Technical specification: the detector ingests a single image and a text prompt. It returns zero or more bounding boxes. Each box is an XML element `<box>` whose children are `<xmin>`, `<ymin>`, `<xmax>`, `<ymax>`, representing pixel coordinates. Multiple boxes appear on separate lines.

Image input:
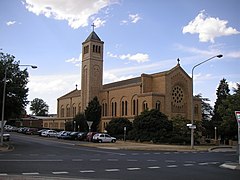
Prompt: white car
<box><xmin>41</xmin><ymin>130</ymin><xmax>58</xmax><ymax>137</ymax></box>
<box><xmin>93</xmin><ymin>133</ymin><xmax>116</xmax><ymax>143</ymax></box>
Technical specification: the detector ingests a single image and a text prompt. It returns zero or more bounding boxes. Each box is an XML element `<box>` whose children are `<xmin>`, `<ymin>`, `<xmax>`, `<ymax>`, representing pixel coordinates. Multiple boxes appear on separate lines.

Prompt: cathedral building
<box><xmin>42</xmin><ymin>30</ymin><xmax>202</xmax><ymax>131</ymax></box>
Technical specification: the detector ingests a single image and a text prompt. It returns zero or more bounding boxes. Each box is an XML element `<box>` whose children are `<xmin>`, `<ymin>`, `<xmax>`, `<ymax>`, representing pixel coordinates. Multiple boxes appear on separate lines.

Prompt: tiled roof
<box><xmin>85</xmin><ymin>31</ymin><xmax>101</xmax><ymax>42</ymax></box>
<box><xmin>103</xmin><ymin>77</ymin><xmax>141</xmax><ymax>89</ymax></box>
<box><xmin>58</xmin><ymin>89</ymin><xmax>81</xmax><ymax>100</ymax></box>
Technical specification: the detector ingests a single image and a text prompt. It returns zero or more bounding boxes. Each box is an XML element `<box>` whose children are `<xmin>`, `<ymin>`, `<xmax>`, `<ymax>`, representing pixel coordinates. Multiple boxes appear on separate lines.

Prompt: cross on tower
<box><xmin>177</xmin><ymin>58</ymin><xmax>180</xmax><ymax>65</ymax></box>
<box><xmin>91</xmin><ymin>23</ymin><xmax>96</xmax><ymax>31</ymax></box>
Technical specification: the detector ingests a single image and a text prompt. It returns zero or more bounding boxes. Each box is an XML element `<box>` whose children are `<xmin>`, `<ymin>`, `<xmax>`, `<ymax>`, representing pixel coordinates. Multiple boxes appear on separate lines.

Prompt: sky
<box><xmin>0</xmin><ymin>0</ymin><xmax>239</xmax><ymax>114</ymax></box>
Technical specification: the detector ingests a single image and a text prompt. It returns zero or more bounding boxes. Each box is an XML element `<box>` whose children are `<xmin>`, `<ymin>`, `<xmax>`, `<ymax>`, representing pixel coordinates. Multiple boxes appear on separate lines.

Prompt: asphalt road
<box><xmin>0</xmin><ymin>133</ymin><xmax>239</xmax><ymax>180</ymax></box>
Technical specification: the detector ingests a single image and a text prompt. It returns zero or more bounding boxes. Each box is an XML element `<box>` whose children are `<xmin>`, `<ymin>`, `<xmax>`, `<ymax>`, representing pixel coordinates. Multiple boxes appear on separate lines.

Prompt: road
<box><xmin>0</xmin><ymin>133</ymin><xmax>239</xmax><ymax>180</ymax></box>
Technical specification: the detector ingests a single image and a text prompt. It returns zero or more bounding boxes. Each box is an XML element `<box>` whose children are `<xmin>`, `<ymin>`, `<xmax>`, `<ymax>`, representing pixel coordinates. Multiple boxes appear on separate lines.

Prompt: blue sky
<box><xmin>0</xmin><ymin>0</ymin><xmax>239</xmax><ymax>114</ymax></box>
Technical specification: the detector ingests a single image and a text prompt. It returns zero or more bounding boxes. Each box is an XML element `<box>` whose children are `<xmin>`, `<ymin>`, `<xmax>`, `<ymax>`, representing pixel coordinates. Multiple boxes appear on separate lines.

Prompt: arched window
<box><xmin>93</xmin><ymin>45</ymin><xmax>95</xmax><ymax>52</ymax></box>
<box><xmin>143</xmin><ymin>101</ymin><xmax>148</xmax><ymax>111</ymax></box>
<box><xmin>156</xmin><ymin>101</ymin><xmax>161</xmax><ymax>111</ymax></box>
<box><xmin>194</xmin><ymin>104</ymin><xmax>199</xmax><ymax>115</ymax></box>
<box><xmin>132</xmin><ymin>97</ymin><xmax>138</xmax><ymax>115</ymax></box>
<box><xmin>111</xmin><ymin>100</ymin><xmax>117</xmax><ymax>117</ymax></box>
<box><xmin>66</xmin><ymin>104</ymin><xmax>70</xmax><ymax>117</ymax></box>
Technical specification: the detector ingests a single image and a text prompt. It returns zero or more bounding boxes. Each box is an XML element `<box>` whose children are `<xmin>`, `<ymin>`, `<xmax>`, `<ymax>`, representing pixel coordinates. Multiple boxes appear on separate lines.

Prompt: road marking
<box><xmin>22</xmin><ymin>172</ymin><xmax>40</xmax><ymax>175</ymax></box>
<box><xmin>0</xmin><ymin>173</ymin><xmax>8</xmax><ymax>176</ymax></box>
<box><xmin>143</xmin><ymin>153</ymin><xmax>150</xmax><ymax>155</ymax></box>
<box><xmin>147</xmin><ymin>159</ymin><xmax>157</xmax><ymax>162</ymax></box>
<box><xmin>107</xmin><ymin>159</ymin><xmax>119</xmax><ymax>161</ymax></box>
<box><xmin>29</xmin><ymin>154</ymin><xmax>39</xmax><ymax>156</ymax></box>
<box><xmin>208</xmin><ymin>162</ymin><xmax>220</xmax><ymax>165</ymax></box>
<box><xmin>0</xmin><ymin>159</ymin><xmax>63</xmax><ymax>162</ymax></box>
<box><xmin>183</xmin><ymin>164</ymin><xmax>194</xmax><ymax>167</ymax></box>
<box><xmin>72</xmin><ymin>159</ymin><xmax>83</xmax><ymax>161</ymax></box>
<box><xmin>154</xmin><ymin>152</ymin><xmax>161</xmax><ymax>155</ymax></box>
<box><xmin>148</xmin><ymin>166</ymin><xmax>161</xmax><ymax>169</ymax></box>
<box><xmin>198</xmin><ymin>162</ymin><xmax>208</xmax><ymax>166</ymax></box>
<box><xmin>164</xmin><ymin>152</ymin><xmax>170</xmax><ymax>154</ymax></box>
<box><xmin>127</xmin><ymin>167</ymin><xmax>141</xmax><ymax>171</ymax></box>
<box><xmin>185</xmin><ymin>161</ymin><xmax>196</xmax><ymax>163</ymax></box>
<box><xmin>131</xmin><ymin>153</ymin><xmax>139</xmax><ymax>155</ymax></box>
<box><xmin>52</xmin><ymin>172</ymin><xmax>69</xmax><ymax>175</ymax></box>
<box><xmin>105</xmin><ymin>169</ymin><xmax>120</xmax><ymax>172</ymax></box>
<box><xmin>167</xmin><ymin>165</ymin><xmax>178</xmax><ymax>168</ymax></box>
<box><xmin>80</xmin><ymin>170</ymin><xmax>95</xmax><ymax>173</ymax></box>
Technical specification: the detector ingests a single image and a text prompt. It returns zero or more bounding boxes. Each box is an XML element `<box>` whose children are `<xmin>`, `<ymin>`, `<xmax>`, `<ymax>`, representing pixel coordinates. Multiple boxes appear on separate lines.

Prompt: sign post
<box><xmin>234</xmin><ymin>111</ymin><xmax>240</xmax><ymax>164</ymax></box>
<box><xmin>123</xmin><ymin>126</ymin><xmax>127</xmax><ymax>142</ymax></box>
<box><xmin>87</xmin><ymin>121</ymin><xmax>93</xmax><ymax>132</ymax></box>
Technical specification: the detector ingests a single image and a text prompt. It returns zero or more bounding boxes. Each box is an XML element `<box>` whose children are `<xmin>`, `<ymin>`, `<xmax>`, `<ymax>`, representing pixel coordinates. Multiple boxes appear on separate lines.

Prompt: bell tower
<box><xmin>81</xmin><ymin>25</ymin><xmax>104</xmax><ymax>111</ymax></box>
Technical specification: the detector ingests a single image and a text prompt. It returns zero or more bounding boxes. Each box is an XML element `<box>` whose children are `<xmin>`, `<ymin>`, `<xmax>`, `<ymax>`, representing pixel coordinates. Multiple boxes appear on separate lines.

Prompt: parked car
<box><xmin>93</xmin><ymin>133</ymin><xmax>116</xmax><ymax>143</ymax></box>
<box><xmin>38</xmin><ymin>129</ymin><xmax>48</xmax><ymax>136</ymax></box>
<box><xmin>86</xmin><ymin>132</ymin><xmax>97</xmax><ymax>142</ymax></box>
<box><xmin>57</xmin><ymin>131</ymin><xmax>70</xmax><ymax>139</ymax></box>
<box><xmin>41</xmin><ymin>130</ymin><xmax>58</xmax><ymax>137</ymax></box>
<box><xmin>3</xmin><ymin>133</ymin><xmax>10</xmax><ymax>141</ymax></box>
<box><xmin>77</xmin><ymin>132</ymin><xmax>87</xmax><ymax>141</ymax></box>
<box><xmin>26</xmin><ymin>128</ymin><xmax>39</xmax><ymax>135</ymax></box>
<box><xmin>67</xmin><ymin>132</ymin><xmax>79</xmax><ymax>140</ymax></box>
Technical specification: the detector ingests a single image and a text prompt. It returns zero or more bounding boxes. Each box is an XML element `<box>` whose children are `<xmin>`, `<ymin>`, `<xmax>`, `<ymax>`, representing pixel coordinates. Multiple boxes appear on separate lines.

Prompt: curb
<box><xmin>208</xmin><ymin>146</ymin><xmax>236</xmax><ymax>152</ymax></box>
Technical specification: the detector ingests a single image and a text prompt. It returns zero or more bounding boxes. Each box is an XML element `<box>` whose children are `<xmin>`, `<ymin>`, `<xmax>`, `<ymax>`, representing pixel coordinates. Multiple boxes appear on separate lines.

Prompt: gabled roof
<box><xmin>103</xmin><ymin>77</ymin><xmax>141</xmax><ymax>90</ymax></box>
<box><xmin>58</xmin><ymin>89</ymin><xmax>81</xmax><ymax>100</ymax></box>
<box><xmin>85</xmin><ymin>31</ymin><xmax>101</xmax><ymax>42</ymax></box>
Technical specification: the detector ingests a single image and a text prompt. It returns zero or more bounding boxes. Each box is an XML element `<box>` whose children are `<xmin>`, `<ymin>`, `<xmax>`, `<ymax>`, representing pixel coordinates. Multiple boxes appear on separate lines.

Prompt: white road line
<box><xmin>29</xmin><ymin>154</ymin><xmax>39</xmax><ymax>156</ymax></box>
<box><xmin>105</xmin><ymin>169</ymin><xmax>120</xmax><ymax>172</ymax></box>
<box><xmin>167</xmin><ymin>165</ymin><xmax>178</xmax><ymax>168</ymax></box>
<box><xmin>147</xmin><ymin>159</ymin><xmax>157</xmax><ymax>162</ymax></box>
<box><xmin>143</xmin><ymin>153</ymin><xmax>150</xmax><ymax>155</ymax></box>
<box><xmin>107</xmin><ymin>159</ymin><xmax>119</xmax><ymax>161</ymax></box>
<box><xmin>52</xmin><ymin>172</ymin><xmax>69</xmax><ymax>175</ymax></box>
<box><xmin>72</xmin><ymin>159</ymin><xmax>83</xmax><ymax>161</ymax></box>
<box><xmin>0</xmin><ymin>173</ymin><xmax>8</xmax><ymax>176</ymax></box>
<box><xmin>127</xmin><ymin>167</ymin><xmax>141</xmax><ymax>171</ymax></box>
<box><xmin>164</xmin><ymin>152</ymin><xmax>170</xmax><ymax>154</ymax></box>
<box><xmin>80</xmin><ymin>170</ymin><xmax>95</xmax><ymax>173</ymax></box>
<box><xmin>183</xmin><ymin>164</ymin><xmax>194</xmax><ymax>167</ymax></box>
<box><xmin>148</xmin><ymin>166</ymin><xmax>161</xmax><ymax>169</ymax></box>
<box><xmin>198</xmin><ymin>162</ymin><xmax>208</xmax><ymax>166</ymax></box>
<box><xmin>131</xmin><ymin>153</ymin><xmax>139</xmax><ymax>155</ymax></box>
<box><xmin>185</xmin><ymin>161</ymin><xmax>196</xmax><ymax>163</ymax></box>
<box><xmin>154</xmin><ymin>153</ymin><xmax>161</xmax><ymax>155</ymax></box>
<box><xmin>0</xmin><ymin>159</ymin><xmax>63</xmax><ymax>162</ymax></box>
<box><xmin>208</xmin><ymin>162</ymin><xmax>220</xmax><ymax>165</ymax></box>
<box><xmin>22</xmin><ymin>172</ymin><xmax>40</xmax><ymax>175</ymax></box>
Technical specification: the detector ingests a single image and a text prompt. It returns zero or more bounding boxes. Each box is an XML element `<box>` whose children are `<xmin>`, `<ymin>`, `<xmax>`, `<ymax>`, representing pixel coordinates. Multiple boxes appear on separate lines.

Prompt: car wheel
<box><xmin>47</xmin><ymin>134</ymin><xmax>50</xmax><ymax>137</ymax></box>
<box><xmin>98</xmin><ymin>139</ymin><xmax>102</xmax><ymax>143</ymax></box>
<box><xmin>111</xmin><ymin>139</ymin><xmax>116</xmax><ymax>143</ymax></box>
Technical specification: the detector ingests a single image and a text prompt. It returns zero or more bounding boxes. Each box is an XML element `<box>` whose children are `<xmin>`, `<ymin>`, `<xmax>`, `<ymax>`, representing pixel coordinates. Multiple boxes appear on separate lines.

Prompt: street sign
<box><xmin>234</xmin><ymin>111</ymin><xmax>240</xmax><ymax>164</ymax></box>
<box><xmin>235</xmin><ymin>111</ymin><xmax>240</xmax><ymax>123</ymax></box>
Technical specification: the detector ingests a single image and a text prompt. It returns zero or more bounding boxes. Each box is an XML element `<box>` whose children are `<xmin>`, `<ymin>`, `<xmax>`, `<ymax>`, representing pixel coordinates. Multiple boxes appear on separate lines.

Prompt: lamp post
<box><xmin>214</xmin><ymin>126</ymin><xmax>217</xmax><ymax>144</ymax></box>
<box><xmin>1</xmin><ymin>64</ymin><xmax>37</xmax><ymax>146</ymax></box>
<box><xmin>190</xmin><ymin>54</ymin><xmax>223</xmax><ymax>149</ymax></box>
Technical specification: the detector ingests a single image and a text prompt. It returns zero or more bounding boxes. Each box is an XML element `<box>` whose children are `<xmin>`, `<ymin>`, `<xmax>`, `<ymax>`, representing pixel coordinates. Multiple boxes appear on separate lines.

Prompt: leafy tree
<box><xmin>0</xmin><ymin>52</ymin><xmax>30</xmax><ymax>120</ymax></box>
<box><xmin>85</xmin><ymin>96</ymin><xmax>101</xmax><ymax>132</ymax></box>
<box><xmin>130</xmin><ymin>109</ymin><xmax>172</xmax><ymax>143</ymax></box>
<box><xmin>195</xmin><ymin>94</ymin><xmax>214</xmax><ymax>138</ymax></box>
<box><xmin>217</xmin><ymin>83</ymin><xmax>239</xmax><ymax>140</ymax></box>
<box><xmin>30</xmin><ymin>98</ymin><xmax>49</xmax><ymax>116</ymax></box>
<box><xmin>105</xmin><ymin>117</ymin><xmax>133</xmax><ymax>139</ymax></box>
<box><xmin>73</xmin><ymin>113</ymin><xmax>88</xmax><ymax>132</ymax></box>
<box><xmin>211</xmin><ymin>78</ymin><xmax>230</xmax><ymax>138</ymax></box>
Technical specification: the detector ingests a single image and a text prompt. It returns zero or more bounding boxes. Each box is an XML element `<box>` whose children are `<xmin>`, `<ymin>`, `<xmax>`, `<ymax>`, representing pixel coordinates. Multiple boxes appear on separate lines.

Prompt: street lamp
<box><xmin>1</xmin><ymin>64</ymin><xmax>37</xmax><ymax>146</ymax></box>
<box><xmin>190</xmin><ymin>54</ymin><xmax>223</xmax><ymax>149</ymax></box>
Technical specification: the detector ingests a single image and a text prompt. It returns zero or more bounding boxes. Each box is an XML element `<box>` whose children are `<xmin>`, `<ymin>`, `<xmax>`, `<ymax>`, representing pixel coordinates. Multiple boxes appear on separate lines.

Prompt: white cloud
<box><xmin>183</xmin><ymin>10</ymin><xmax>240</xmax><ymax>43</ymax></box>
<box><xmin>121</xmin><ymin>13</ymin><xmax>141</xmax><ymax>25</ymax></box>
<box><xmin>107</xmin><ymin>52</ymin><xmax>149</xmax><ymax>63</ymax></box>
<box><xmin>93</xmin><ymin>17</ymin><xmax>106</xmax><ymax>28</ymax></box>
<box><xmin>129</xmin><ymin>14</ymin><xmax>141</xmax><ymax>23</ymax></box>
<box><xmin>65</xmin><ymin>53</ymin><xmax>82</xmax><ymax>66</ymax></box>
<box><xmin>24</xmin><ymin>0</ymin><xmax>118</xmax><ymax>29</ymax></box>
<box><xmin>27</xmin><ymin>74</ymin><xmax>80</xmax><ymax>113</ymax></box>
<box><xmin>6</xmin><ymin>21</ymin><xmax>16</xmax><ymax>26</ymax></box>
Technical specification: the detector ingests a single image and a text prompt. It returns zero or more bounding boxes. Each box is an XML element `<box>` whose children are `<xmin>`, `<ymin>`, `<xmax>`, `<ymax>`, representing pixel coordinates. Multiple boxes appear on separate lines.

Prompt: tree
<box><xmin>73</xmin><ymin>113</ymin><xmax>88</xmax><ymax>132</ymax></box>
<box><xmin>84</xmin><ymin>96</ymin><xmax>101</xmax><ymax>132</ymax></box>
<box><xmin>105</xmin><ymin>117</ymin><xmax>133</xmax><ymax>139</ymax></box>
<box><xmin>211</xmin><ymin>78</ymin><xmax>230</xmax><ymax>138</ymax></box>
<box><xmin>217</xmin><ymin>83</ymin><xmax>239</xmax><ymax>140</ymax></box>
<box><xmin>30</xmin><ymin>98</ymin><xmax>49</xmax><ymax>116</ymax></box>
<box><xmin>196</xmin><ymin>94</ymin><xmax>214</xmax><ymax>138</ymax></box>
<box><xmin>0</xmin><ymin>52</ymin><xmax>30</xmax><ymax>120</ymax></box>
<box><xmin>130</xmin><ymin>109</ymin><xmax>172</xmax><ymax>143</ymax></box>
